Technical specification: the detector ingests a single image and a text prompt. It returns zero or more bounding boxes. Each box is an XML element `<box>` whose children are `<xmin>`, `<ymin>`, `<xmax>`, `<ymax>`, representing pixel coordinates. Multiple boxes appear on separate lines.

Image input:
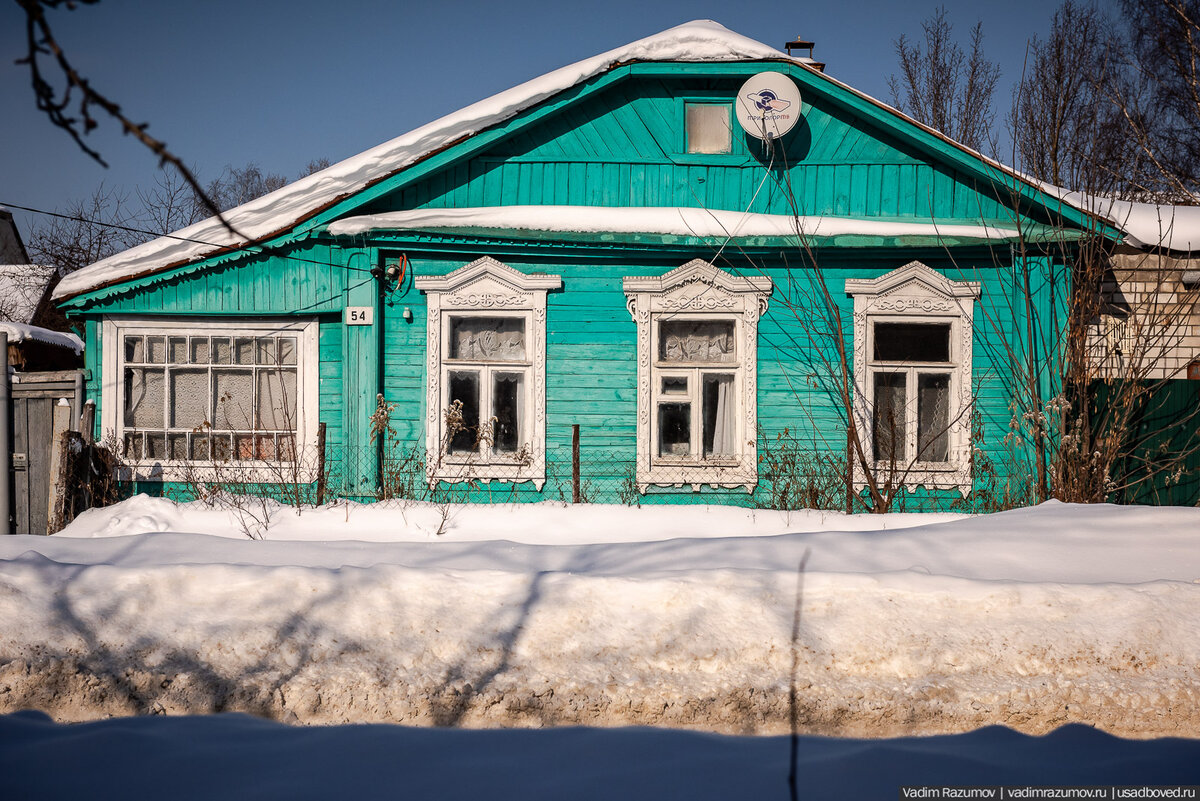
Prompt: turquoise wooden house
<box><xmin>53</xmin><ymin>21</ymin><xmax>1114</xmax><ymax>510</ymax></box>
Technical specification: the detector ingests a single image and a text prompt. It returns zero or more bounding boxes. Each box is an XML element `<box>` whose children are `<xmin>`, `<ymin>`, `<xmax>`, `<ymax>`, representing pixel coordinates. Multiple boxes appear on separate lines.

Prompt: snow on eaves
<box><xmin>327</xmin><ymin>206</ymin><xmax>1022</xmax><ymax>241</ymax></box>
<box><xmin>1061</xmin><ymin>191</ymin><xmax>1200</xmax><ymax>251</ymax></box>
<box><xmin>52</xmin><ymin>21</ymin><xmax>801</xmax><ymax>301</ymax></box>
<box><xmin>0</xmin><ymin>320</ymin><xmax>83</xmax><ymax>353</ymax></box>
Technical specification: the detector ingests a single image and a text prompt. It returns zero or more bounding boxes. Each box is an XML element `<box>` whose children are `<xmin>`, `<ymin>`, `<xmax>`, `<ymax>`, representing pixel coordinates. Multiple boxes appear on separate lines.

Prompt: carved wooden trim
<box><xmin>849</xmin><ymin>261</ymin><xmax>978</xmax><ymax>495</ymax></box>
<box><xmin>418</xmin><ymin>257</ymin><xmax>561</xmax><ymax>489</ymax></box>
<box><xmin>623</xmin><ymin>260</ymin><xmax>772</xmax><ymax>493</ymax></box>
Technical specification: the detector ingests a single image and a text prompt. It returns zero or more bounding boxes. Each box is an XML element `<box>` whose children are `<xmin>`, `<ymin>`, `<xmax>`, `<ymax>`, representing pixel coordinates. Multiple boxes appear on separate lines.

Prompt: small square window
<box><xmin>686</xmin><ymin>103</ymin><xmax>732</xmax><ymax>154</ymax></box>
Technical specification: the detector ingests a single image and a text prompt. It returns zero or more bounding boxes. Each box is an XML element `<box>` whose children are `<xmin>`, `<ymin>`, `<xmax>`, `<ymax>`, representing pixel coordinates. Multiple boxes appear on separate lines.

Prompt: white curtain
<box><xmin>710</xmin><ymin>375</ymin><xmax>735</xmax><ymax>456</ymax></box>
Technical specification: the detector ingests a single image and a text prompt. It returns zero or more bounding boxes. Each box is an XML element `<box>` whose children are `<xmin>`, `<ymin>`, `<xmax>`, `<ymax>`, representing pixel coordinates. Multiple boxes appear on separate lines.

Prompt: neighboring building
<box><xmin>52</xmin><ymin>22</ymin><xmax>1124</xmax><ymax>509</ymax></box>
<box><xmin>1</xmin><ymin>207</ymin><xmax>79</xmax><ymax>369</ymax></box>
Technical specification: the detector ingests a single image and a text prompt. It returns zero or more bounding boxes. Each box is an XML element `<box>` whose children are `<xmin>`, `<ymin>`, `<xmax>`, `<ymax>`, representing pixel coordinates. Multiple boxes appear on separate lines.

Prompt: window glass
<box><xmin>492</xmin><ymin>372</ymin><xmax>524</xmax><ymax>454</ymax></box>
<box><xmin>190</xmin><ymin>338</ymin><xmax>210</xmax><ymax>364</ymax></box>
<box><xmin>659</xmin><ymin>320</ymin><xmax>735</xmax><ymax>363</ymax></box>
<box><xmin>686</xmin><ymin>103</ymin><xmax>732</xmax><ymax>154</ymax></box>
<box><xmin>213</xmin><ymin>370</ymin><xmax>254</xmax><ymax>431</ymax></box>
<box><xmin>448</xmin><ymin>371</ymin><xmax>481</xmax><ymax>454</ymax></box>
<box><xmin>124</xmin><ymin>368</ymin><xmax>164</xmax><ymax>428</ymax></box>
<box><xmin>449</xmin><ymin>317</ymin><xmax>526</xmax><ymax>361</ymax></box>
<box><xmin>917</xmin><ymin>373</ymin><xmax>951</xmax><ymax>462</ymax></box>
<box><xmin>702</xmin><ymin>374</ymin><xmax>736</xmax><ymax>457</ymax></box>
<box><xmin>169</xmin><ymin>369</ymin><xmax>209</xmax><ymax>428</ymax></box>
<box><xmin>872</xmin><ymin>372</ymin><xmax>907</xmax><ymax>462</ymax></box>
<box><xmin>146</xmin><ymin>336</ymin><xmax>166</xmax><ymax>364</ymax></box>
<box><xmin>658</xmin><ymin>402</ymin><xmax>691</xmax><ymax>457</ymax></box>
<box><xmin>874</xmin><ymin>322</ymin><xmax>951</xmax><ymax>362</ymax></box>
<box><xmin>661</xmin><ymin>376</ymin><xmax>688</xmax><ymax>395</ymax></box>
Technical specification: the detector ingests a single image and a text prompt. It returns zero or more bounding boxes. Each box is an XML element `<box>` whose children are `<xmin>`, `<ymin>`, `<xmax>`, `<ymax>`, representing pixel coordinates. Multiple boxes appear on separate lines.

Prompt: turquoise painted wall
<box><xmin>367</xmin><ymin>74</ymin><xmax>1023</xmax><ymax>230</ymax></box>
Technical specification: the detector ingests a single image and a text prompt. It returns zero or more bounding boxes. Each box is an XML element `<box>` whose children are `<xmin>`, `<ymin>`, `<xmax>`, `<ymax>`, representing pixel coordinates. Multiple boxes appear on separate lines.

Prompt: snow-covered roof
<box><xmin>0</xmin><ymin>320</ymin><xmax>83</xmax><ymax>352</ymax></box>
<box><xmin>52</xmin><ymin>21</ymin><xmax>1103</xmax><ymax>303</ymax></box>
<box><xmin>328</xmin><ymin>206</ymin><xmax>1022</xmax><ymax>241</ymax></box>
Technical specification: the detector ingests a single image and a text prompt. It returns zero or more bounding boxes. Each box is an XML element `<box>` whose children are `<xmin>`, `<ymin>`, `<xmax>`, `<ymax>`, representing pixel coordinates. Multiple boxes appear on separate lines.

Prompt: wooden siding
<box><xmin>370</xmin><ymin>76</ymin><xmax>1016</xmax><ymax>228</ymax></box>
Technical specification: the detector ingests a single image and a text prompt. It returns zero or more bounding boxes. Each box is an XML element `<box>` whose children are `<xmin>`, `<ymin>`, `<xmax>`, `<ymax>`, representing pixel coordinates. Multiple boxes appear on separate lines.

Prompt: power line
<box><xmin>0</xmin><ymin>200</ymin><xmax>378</xmax><ymax>274</ymax></box>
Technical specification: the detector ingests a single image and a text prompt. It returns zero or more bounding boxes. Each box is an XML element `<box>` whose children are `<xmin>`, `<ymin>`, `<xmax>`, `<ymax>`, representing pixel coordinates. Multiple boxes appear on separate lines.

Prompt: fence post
<box><xmin>316</xmin><ymin>422</ymin><xmax>327</xmax><ymax>506</ymax></box>
<box><xmin>571</xmin><ymin>424</ymin><xmax>581</xmax><ymax>504</ymax></box>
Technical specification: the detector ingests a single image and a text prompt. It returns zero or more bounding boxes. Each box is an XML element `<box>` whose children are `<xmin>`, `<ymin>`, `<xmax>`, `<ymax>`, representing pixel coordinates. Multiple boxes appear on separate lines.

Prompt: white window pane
<box><xmin>190</xmin><ymin>433</ymin><xmax>211</xmax><ymax>460</ymax></box>
<box><xmin>234</xmin><ymin>338</ymin><xmax>255</xmax><ymax>365</ymax></box>
<box><xmin>169</xmin><ymin>336</ymin><xmax>187</xmax><ymax>364</ymax></box>
<box><xmin>492</xmin><ymin>372</ymin><xmax>524</xmax><ymax>453</ymax></box>
<box><xmin>702</xmin><ymin>374</ymin><xmax>736</xmax><ymax>457</ymax></box>
<box><xmin>213</xmin><ymin>369</ymin><xmax>254</xmax><ymax>430</ymax></box>
<box><xmin>873</xmin><ymin>372</ymin><xmax>907</xmax><ymax>462</ymax></box>
<box><xmin>145</xmin><ymin>433</ymin><xmax>167</xmax><ymax>460</ymax></box>
<box><xmin>661</xmin><ymin>376</ymin><xmax>688</xmax><ymax>395</ymax></box>
<box><xmin>124</xmin><ymin>367</ymin><xmax>164</xmax><ymax>428</ymax></box>
<box><xmin>658</xmin><ymin>402</ymin><xmax>691</xmax><ymax>457</ymax></box>
<box><xmin>917</xmin><ymin>374</ymin><xmax>951</xmax><ymax>462</ymax></box>
<box><xmin>660</xmin><ymin>320</ymin><xmax>735</xmax><ymax>363</ymax></box>
<box><xmin>169</xmin><ymin>368</ymin><xmax>210</xmax><ymax>428</ymax></box>
<box><xmin>235</xmin><ymin>433</ymin><xmax>255</xmax><ymax>460</ymax></box>
<box><xmin>686</xmin><ymin>103</ymin><xmax>732</xmax><ymax>154</ymax></box>
<box><xmin>449</xmin><ymin>317</ymin><xmax>526</xmax><ymax>361</ymax></box>
<box><xmin>124</xmin><ymin>336</ymin><xmax>144</xmax><ymax>362</ymax></box>
<box><xmin>146</xmin><ymin>336</ymin><xmax>166</xmax><ymax>364</ymax></box>
<box><xmin>212</xmin><ymin>338</ymin><xmax>232</xmax><ymax>365</ymax></box>
<box><xmin>279</xmin><ymin>337</ymin><xmax>297</xmax><ymax>365</ymax></box>
<box><xmin>256</xmin><ymin>369</ymin><xmax>297</xmax><ymax>430</ymax></box>
<box><xmin>448</xmin><ymin>371</ymin><xmax>481</xmax><ymax>454</ymax></box>
<box><xmin>256</xmin><ymin>337</ymin><xmax>277</xmax><ymax>365</ymax></box>
<box><xmin>190</xmin><ymin>338</ymin><xmax>210</xmax><ymax>364</ymax></box>
<box><xmin>168</xmin><ymin>433</ymin><xmax>187</xmax><ymax>460</ymax></box>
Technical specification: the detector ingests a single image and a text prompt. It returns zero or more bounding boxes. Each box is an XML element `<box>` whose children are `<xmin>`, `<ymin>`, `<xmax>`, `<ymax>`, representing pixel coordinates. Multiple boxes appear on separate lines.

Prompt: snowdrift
<box><xmin>1</xmin><ymin>499</ymin><xmax>1197</xmax><ymax>737</ymax></box>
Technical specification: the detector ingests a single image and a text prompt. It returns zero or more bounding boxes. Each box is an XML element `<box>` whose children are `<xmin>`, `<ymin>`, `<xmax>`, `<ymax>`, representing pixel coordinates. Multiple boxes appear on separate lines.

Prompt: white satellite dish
<box><xmin>736</xmin><ymin>72</ymin><xmax>803</xmax><ymax>140</ymax></box>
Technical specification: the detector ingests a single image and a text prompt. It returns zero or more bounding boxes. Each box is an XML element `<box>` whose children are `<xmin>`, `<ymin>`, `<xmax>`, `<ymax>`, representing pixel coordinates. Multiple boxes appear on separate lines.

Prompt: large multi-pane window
<box><xmin>103</xmin><ymin>319</ymin><xmax>318</xmax><ymax>473</ymax></box>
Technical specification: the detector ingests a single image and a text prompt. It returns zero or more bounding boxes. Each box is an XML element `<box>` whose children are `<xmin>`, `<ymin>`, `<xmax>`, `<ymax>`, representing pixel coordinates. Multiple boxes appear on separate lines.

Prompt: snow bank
<box><xmin>1</xmin><ymin>500</ymin><xmax>1198</xmax><ymax>736</ymax></box>
<box><xmin>327</xmin><ymin>206</ymin><xmax>1022</xmax><ymax>241</ymax></box>
<box><xmin>3</xmin><ymin>712</ymin><xmax>1198</xmax><ymax>801</ymax></box>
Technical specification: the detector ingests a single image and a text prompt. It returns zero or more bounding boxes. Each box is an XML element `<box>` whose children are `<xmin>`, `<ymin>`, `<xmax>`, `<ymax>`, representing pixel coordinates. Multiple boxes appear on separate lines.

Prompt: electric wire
<box><xmin>0</xmin><ymin>200</ymin><xmax>378</xmax><ymax>274</ymax></box>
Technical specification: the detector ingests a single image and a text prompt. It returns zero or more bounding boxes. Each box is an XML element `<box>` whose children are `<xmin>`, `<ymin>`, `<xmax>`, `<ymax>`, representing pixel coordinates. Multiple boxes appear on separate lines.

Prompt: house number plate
<box><xmin>345</xmin><ymin>307</ymin><xmax>374</xmax><ymax>325</ymax></box>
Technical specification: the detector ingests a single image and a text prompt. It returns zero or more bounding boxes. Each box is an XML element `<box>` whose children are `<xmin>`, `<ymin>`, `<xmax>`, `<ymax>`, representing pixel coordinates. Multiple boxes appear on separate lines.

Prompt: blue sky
<box><xmin>0</xmin><ymin>0</ymin><xmax>1114</xmax><ymax>238</ymax></box>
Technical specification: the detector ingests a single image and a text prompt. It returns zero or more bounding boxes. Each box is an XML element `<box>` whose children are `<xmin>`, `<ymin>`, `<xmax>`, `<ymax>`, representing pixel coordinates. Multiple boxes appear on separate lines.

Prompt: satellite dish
<box><xmin>736</xmin><ymin>72</ymin><xmax>803</xmax><ymax>140</ymax></box>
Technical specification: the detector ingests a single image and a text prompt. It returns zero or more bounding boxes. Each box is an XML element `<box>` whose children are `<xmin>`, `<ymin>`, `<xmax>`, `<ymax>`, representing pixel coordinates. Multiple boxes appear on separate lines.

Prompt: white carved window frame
<box><xmin>414</xmin><ymin>256</ymin><xmax>561</xmax><ymax>489</ymax></box>
<box><xmin>100</xmin><ymin>316</ymin><xmax>320</xmax><ymax>482</ymax></box>
<box><xmin>624</xmin><ymin>260</ymin><xmax>772</xmax><ymax>493</ymax></box>
<box><xmin>845</xmin><ymin>261</ymin><xmax>979</xmax><ymax>495</ymax></box>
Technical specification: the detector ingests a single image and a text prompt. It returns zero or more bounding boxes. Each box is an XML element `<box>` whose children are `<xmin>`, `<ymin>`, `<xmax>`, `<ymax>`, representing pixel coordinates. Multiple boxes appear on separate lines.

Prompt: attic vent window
<box><xmin>685</xmin><ymin>103</ymin><xmax>732</xmax><ymax>154</ymax></box>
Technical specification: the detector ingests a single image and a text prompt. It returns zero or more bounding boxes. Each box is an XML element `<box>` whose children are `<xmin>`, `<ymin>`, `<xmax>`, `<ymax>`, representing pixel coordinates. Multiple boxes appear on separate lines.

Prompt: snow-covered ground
<box><xmin>1</xmin><ymin>497</ymin><xmax>1197</xmax><ymax>741</ymax></box>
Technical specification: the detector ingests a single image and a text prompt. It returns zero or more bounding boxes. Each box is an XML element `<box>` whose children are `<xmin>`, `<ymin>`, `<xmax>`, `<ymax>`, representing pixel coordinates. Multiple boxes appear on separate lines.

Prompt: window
<box><xmin>846</xmin><ymin>262</ymin><xmax>979</xmax><ymax>493</ymax></box>
<box><xmin>415</xmin><ymin>257</ymin><xmax>561</xmax><ymax>488</ymax></box>
<box><xmin>625</xmin><ymin>260</ymin><xmax>772</xmax><ymax>492</ymax></box>
<box><xmin>101</xmin><ymin>318</ymin><xmax>319</xmax><ymax>477</ymax></box>
<box><xmin>685</xmin><ymin>102</ymin><xmax>732</xmax><ymax>154</ymax></box>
